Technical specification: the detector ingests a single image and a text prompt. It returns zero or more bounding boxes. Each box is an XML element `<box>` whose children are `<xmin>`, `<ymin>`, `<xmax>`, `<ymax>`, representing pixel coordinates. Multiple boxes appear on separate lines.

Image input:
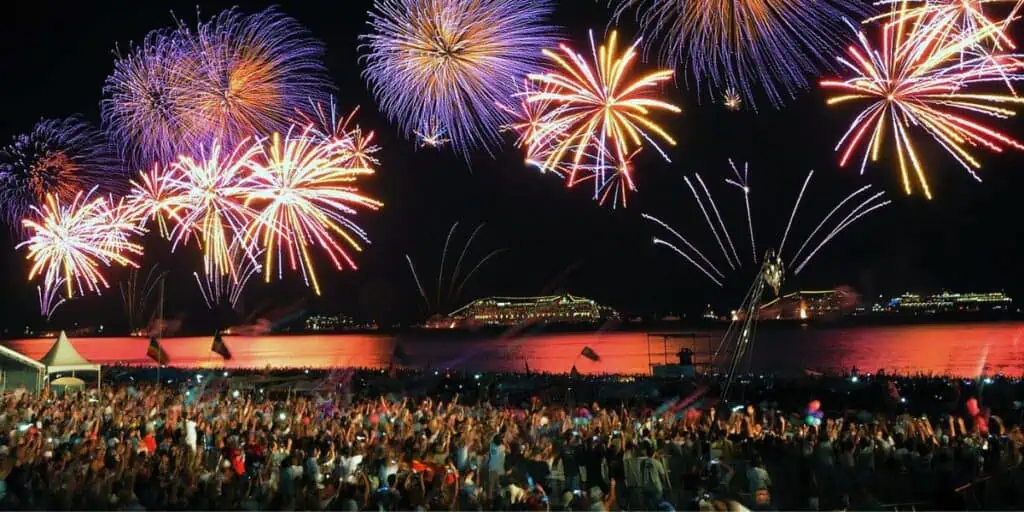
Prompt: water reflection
<box><xmin>4</xmin><ymin>322</ymin><xmax>1023</xmax><ymax>377</ymax></box>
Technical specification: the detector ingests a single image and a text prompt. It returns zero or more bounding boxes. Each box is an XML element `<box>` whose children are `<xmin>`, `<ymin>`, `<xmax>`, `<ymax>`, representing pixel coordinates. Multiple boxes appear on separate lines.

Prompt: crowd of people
<box><xmin>0</xmin><ymin>367</ymin><xmax>1022</xmax><ymax>510</ymax></box>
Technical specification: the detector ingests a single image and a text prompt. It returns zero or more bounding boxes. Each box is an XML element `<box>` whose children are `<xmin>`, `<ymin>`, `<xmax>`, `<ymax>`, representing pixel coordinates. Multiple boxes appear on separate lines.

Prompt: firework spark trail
<box><xmin>436</xmin><ymin>223</ymin><xmax>459</xmax><ymax>308</ymax></box>
<box><xmin>407</xmin><ymin>222</ymin><xmax>504</xmax><ymax>312</ymax></box>
<box><xmin>696</xmin><ymin>173</ymin><xmax>741</xmax><ymax>267</ymax></box>
<box><xmin>194</xmin><ymin>246</ymin><xmax>264</xmax><ymax>309</ymax></box>
<box><xmin>405</xmin><ymin>254</ymin><xmax>429</xmax><ymax>306</ymax></box>
<box><xmin>778</xmin><ymin>170</ymin><xmax>814</xmax><ymax>259</ymax></box>
<box><xmin>794</xmin><ymin>197</ymin><xmax>892</xmax><ymax>274</ymax></box>
<box><xmin>790</xmin><ymin>185</ymin><xmax>874</xmax><ymax>266</ymax></box>
<box><xmin>451</xmin><ymin>223</ymin><xmax>485</xmax><ymax>292</ymax></box>
<box><xmin>641</xmin><ymin>213</ymin><xmax>725</xmax><ymax>279</ymax></box>
<box><xmin>119</xmin><ymin>266</ymin><xmax>167</xmax><ymax>332</ymax></box>
<box><xmin>684</xmin><ymin>176</ymin><xmax>736</xmax><ymax>270</ymax></box>
<box><xmin>651</xmin><ymin>236</ymin><xmax>725</xmax><ymax>287</ymax></box>
<box><xmin>725</xmin><ymin>159</ymin><xmax>756</xmax><ymax>263</ymax></box>
<box><xmin>38</xmin><ymin>278</ymin><xmax>67</xmax><ymax>321</ymax></box>
<box><xmin>649</xmin><ymin>161</ymin><xmax>889</xmax><ymax>286</ymax></box>
<box><xmin>453</xmin><ymin>248</ymin><xmax>507</xmax><ymax>299</ymax></box>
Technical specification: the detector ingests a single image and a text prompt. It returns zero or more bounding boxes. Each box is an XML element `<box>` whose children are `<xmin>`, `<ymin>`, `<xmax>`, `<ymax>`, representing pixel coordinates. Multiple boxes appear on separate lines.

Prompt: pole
<box><xmin>664</xmin><ymin>336</ymin><xmax>668</xmax><ymax>365</ymax></box>
<box><xmin>157</xmin><ymin>279</ymin><xmax>165</xmax><ymax>385</ymax></box>
<box><xmin>646</xmin><ymin>333</ymin><xmax>652</xmax><ymax>374</ymax></box>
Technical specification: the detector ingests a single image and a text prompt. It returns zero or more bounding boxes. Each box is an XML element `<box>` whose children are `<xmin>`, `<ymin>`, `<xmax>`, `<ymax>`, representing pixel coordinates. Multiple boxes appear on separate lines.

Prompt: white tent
<box><xmin>40</xmin><ymin>331</ymin><xmax>101</xmax><ymax>390</ymax></box>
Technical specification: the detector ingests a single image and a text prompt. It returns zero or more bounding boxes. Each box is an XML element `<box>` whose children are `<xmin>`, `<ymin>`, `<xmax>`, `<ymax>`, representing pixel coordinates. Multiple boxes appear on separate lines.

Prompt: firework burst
<box><xmin>645</xmin><ymin>161</ymin><xmax>890</xmax><ymax>286</ymax></box>
<box><xmin>821</xmin><ymin>10</ymin><xmax>1024</xmax><ymax>199</ymax></box>
<box><xmin>165</xmin><ymin>140</ymin><xmax>260</xmax><ymax>279</ymax></box>
<box><xmin>0</xmin><ymin>117</ymin><xmax>120</xmax><ymax>232</ymax></box>
<box><xmin>723</xmin><ymin>88</ymin><xmax>743</xmax><ymax>111</ymax></box>
<box><xmin>126</xmin><ymin>163</ymin><xmax>181</xmax><ymax>238</ymax></box>
<box><xmin>243</xmin><ymin>127</ymin><xmax>383</xmax><ymax>296</ymax></box>
<box><xmin>296</xmin><ymin>98</ymin><xmax>381</xmax><ymax>169</ymax></box>
<box><xmin>869</xmin><ymin>0</ymin><xmax>1023</xmax><ymax>55</ymax></box>
<box><xmin>414</xmin><ymin>118</ymin><xmax>451</xmax><ymax>149</ymax></box>
<box><xmin>525</xmin><ymin>30</ymin><xmax>681</xmax><ymax>207</ymax></box>
<box><xmin>360</xmin><ymin>0</ymin><xmax>559</xmax><ymax>157</ymax></box>
<box><xmin>181</xmin><ymin>7</ymin><xmax>332</xmax><ymax>149</ymax></box>
<box><xmin>497</xmin><ymin>79</ymin><xmax>565</xmax><ymax>162</ymax></box>
<box><xmin>612</xmin><ymin>0</ymin><xmax>870</xmax><ymax>108</ymax></box>
<box><xmin>102</xmin><ymin>30</ymin><xmax>197</xmax><ymax>167</ymax></box>
<box><xmin>19</xmin><ymin>189</ymin><xmax>144</xmax><ymax>299</ymax></box>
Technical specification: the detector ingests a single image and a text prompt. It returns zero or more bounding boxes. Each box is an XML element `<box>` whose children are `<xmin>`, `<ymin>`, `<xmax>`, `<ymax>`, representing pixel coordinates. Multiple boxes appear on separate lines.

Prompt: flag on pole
<box><xmin>211</xmin><ymin>333</ymin><xmax>232</xmax><ymax>360</ymax></box>
<box><xmin>580</xmin><ymin>346</ymin><xmax>601</xmax><ymax>362</ymax></box>
<box><xmin>147</xmin><ymin>336</ymin><xmax>170</xmax><ymax>365</ymax></box>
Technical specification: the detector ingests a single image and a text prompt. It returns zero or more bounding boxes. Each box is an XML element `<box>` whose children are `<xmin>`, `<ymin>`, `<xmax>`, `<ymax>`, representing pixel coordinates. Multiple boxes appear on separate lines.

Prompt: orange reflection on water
<box><xmin>3</xmin><ymin>322</ymin><xmax>1022</xmax><ymax>377</ymax></box>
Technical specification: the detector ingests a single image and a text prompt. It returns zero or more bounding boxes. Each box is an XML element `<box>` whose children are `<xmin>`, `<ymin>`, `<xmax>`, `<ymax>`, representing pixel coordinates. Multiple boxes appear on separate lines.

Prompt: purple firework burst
<box><xmin>102</xmin><ymin>29</ymin><xmax>195</xmax><ymax>168</ymax></box>
<box><xmin>611</xmin><ymin>0</ymin><xmax>872</xmax><ymax>109</ymax></box>
<box><xmin>0</xmin><ymin>117</ymin><xmax>121</xmax><ymax>233</ymax></box>
<box><xmin>360</xmin><ymin>0</ymin><xmax>559</xmax><ymax>159</ymax></box>
<box><xmin>181</xmin><ymin>6</ymin><xmax>333</xmax><ymax>149</ymax></box>
<box><xmin>102</xmin><ymin>6</ymin><xmax>332</xmax><ymax>166</ymax></box>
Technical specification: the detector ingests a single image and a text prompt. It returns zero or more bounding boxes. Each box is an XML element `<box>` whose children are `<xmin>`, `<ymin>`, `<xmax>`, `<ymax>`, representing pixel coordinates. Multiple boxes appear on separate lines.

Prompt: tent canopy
<box><xmin>40</xmin><ymin>331</ymin><xmax>101</xmax><ymax>374</ymax></box>
<box><xmin>0</xmin><ymin>344</ymin><xmax>46</xmax><ymax>371</ymax></box>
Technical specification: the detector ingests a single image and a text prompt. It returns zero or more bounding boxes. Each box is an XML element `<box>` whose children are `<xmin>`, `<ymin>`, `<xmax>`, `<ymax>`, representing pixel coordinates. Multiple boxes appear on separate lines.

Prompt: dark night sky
<box><xmin>2</xmin><ymin>1</ymin><xmax>1022</xmax><ymax>333</ymax></box>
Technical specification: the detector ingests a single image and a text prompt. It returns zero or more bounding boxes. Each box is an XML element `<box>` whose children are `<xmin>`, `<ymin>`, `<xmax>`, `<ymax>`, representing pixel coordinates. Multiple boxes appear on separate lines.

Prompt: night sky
<box><xmin>2</xmin><ymin>1</ymin><xmax>1023</xmax><ymax>333</ymax></box>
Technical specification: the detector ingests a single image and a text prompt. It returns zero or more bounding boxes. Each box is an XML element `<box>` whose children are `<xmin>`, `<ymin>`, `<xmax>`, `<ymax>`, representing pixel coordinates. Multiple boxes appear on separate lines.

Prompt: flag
<box><xmin>580</xmin><ymin>346</ymin><xmax>601</xmax><ymax>362</ymax></box>
<box><xmin>147</xmin><ymin>336</ymin><xmax>169</xmax><ymax>365</ymax></box>
<box><xmin>211</xmin><ymin>333</ymin><xmax>232</xmax><ymax>360</ymax></box>
<box><xmin>392</xmin><ymin>343</ymin><xmax>410</xmax><ymax>364</ymax></box>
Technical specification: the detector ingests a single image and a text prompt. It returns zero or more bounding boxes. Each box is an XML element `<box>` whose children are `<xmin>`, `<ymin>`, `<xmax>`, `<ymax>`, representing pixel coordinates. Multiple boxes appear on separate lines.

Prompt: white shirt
<box><xmin>185</xmin><ymin>420</ymin><xmax>198</xmax><ymax>452</ymax></box>
<box><xmin>341</xmin><ymin>454</ymin><xmax>364</xmax><ymax>483</ymax></box>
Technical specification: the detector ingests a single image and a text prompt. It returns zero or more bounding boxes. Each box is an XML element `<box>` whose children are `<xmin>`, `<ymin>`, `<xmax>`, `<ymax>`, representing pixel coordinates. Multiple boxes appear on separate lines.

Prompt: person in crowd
<box><xmin>0</xmin><ymin>367</ymin><xmax>1021</xmax><ymax>510</ymax></box>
